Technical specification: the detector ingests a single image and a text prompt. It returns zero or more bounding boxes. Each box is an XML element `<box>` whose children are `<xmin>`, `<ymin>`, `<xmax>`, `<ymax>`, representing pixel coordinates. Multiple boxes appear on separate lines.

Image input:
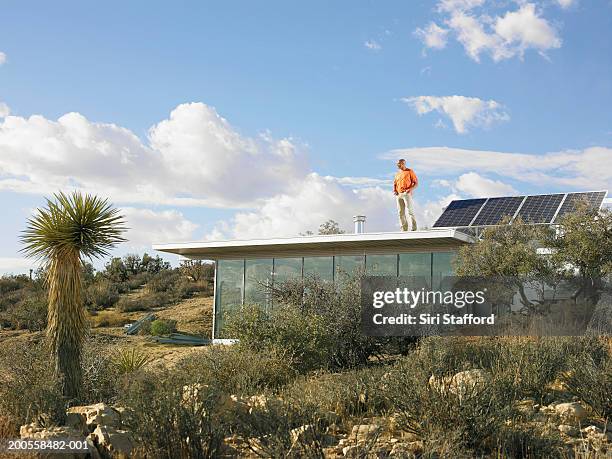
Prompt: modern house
<box><xmin>153</xmin><ymin>190</ymin><xmax>607</xmax><ymax>342</ymax></box>
<box><xmin>154</xmin><ymin>217</ymin><xmax>473</xmax><ymax>341</ymax></box>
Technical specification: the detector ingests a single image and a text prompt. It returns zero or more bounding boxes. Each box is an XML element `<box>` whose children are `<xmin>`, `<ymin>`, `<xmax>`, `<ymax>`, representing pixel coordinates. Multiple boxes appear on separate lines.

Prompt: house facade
<box><xmin>153</xmin><ymin>228</ymin><xmax>474</xmax><ymax>341</ymax></box>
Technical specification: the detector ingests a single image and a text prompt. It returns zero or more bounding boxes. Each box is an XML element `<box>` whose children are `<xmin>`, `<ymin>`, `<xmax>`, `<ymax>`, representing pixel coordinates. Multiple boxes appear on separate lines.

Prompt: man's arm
<box><xmin>409</xmin><ymin>170</ymin><xmax>418</xmax><ymax>192</ymax></box>
<box><xmin>393</xmin><ymin>177</ymin><xmax>398</xmax><ymax>195</ymax></box>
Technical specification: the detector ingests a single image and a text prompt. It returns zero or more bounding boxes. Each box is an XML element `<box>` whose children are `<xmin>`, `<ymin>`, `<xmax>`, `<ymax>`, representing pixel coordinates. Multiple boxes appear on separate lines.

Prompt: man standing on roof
<box><xmin>393</xmin><ymin>159</ymin><xmax>418</xmax><ymax>231</ymax></box>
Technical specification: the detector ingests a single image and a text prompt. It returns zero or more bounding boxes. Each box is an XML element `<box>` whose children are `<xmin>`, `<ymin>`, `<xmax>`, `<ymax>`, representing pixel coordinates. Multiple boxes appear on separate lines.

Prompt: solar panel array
<box><xmin>433</xmin><ymin>191</ymin><xmax>607</xmax><ymax>228</ymax></box>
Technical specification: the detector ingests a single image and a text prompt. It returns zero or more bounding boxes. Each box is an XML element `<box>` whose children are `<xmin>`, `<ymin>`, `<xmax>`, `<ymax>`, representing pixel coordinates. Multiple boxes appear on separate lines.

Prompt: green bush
<box><xmin>112</xmin><ymin>348</ymin><xmax>151</xmax><ymax>375</ymax></box>
<box><xmin>174</xmin><ymin>345</ymin><xmax>296</xmax><ymax>395</ymax></box>
<box><xmin>150</xmin><ymin>319</ymin><xmax>177</xmax><ymax>336</ymax></box>
<box><xmin>85</xmin><ymin>281</ymin><xmax>119</xmax><ymax>310</ymax></box>
<box><xmin>3</xmin><ymin>296</ymin><xmax>47</xmax><ymax>331</ymax></box>
<box><xmin>282</xmin><ymin>365</ymin><xmax>389</xmax><ymax>419</ymax></box>
<box><xmin>563</xmin><ymin>350</ymin><xmax>612</xmax><ymax>418</ymax></box>
<box><xmin>0</xmin><ymin>339</ymin><xmax>65</xmax><ymax>425</ymax></box>
<box><xmin>146</xmin><ymin>270</ymin><xmax>181</xmax><ymax>294</ymax></box>
<box><xmin>225</xmin><ymin>273</ymin><xmax>378</xmax><ymax>372</ymax></box>
<box><xmin>120</xmin><ymin>371</ymin><xmax>229</xmax><ymax>458</ymax></box>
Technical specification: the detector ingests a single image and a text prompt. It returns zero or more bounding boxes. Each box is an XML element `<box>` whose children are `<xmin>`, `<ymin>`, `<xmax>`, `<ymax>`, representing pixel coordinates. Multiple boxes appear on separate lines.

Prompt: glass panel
<box><xmin>366</xmin><ymin>254</ymin><xmax>398</xmax><ymax>276</ymax></box>
<box><xmin>244</xmin><ymin>258</ymin><xmax>273</xmax><ymax>308</ymax></box>
<box><xmin>432</xmin><ymin>251</ymin><xmax>456</xmax><ymax>289</ymax></box>
<box><xmin>215</xmin><ymin>259</ymin><xmax>244</xmax><ymax>337</ymax></box>
<box><xmin>399</xmin><ymin>252</ymin><xmax>432</xmax><ymax>286</ymax></box>
<box><xmin>303</xmin><ymin>256</ymin><xmax>333</xmax><ymax>282</ymax></box>
<box><xmin>335</xmin><ymin>255</ymin><xmax>365</xmax><ymax>277</ymax></box>
<box><xmin>273</xmin><ymin>257</ymin><xmax>302</xmax><ymax>282</ymax></box>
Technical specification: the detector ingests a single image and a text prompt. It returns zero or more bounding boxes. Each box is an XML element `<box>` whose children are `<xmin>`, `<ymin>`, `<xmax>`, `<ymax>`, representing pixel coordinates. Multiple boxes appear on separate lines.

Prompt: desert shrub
<box><xmin>125</xmin><ymin>271</ymin><xmax>150</xmax><ymax>290</ymax></box>
<box><xmin>116</xmin><ymin>292</ymin><xmax>172</xmax><ymax>312</ymax></box>
<box><xmin>226</xmin><ymin>273</ymin><xmax>378</xmax><ymax>372</ymax></box>
<box><xmin>3</xmin><ymin>296</ymin><xmax>47</xmax><ymax>331</ymax></box>
<box><xmin>150</xmin><ymin>319</ymin><xmax>177</xmax><ymax>336</ymax></box>
<box><xmin>146</xmin><ymin>270</ymin><xmax>181</xmax><ymax>294</ymax></box>
<box><xmin>0</xmin><ymin>340</ymin><xmax>64</xmax><ymax>425</ymax></box>
<box><xmin>233</xmin><ymin>398</ymin><xmax>327</xmax><ymax>458</ymax></box>
<box><xmin>382</xmin><ymin>355</ymin><xmax>516</xmax><ymax>454</ymax></box>
<box><xmin>85</xmin><ymin>281</ymin><xmax>119</xmax><ymax>310</ymax></box>
<box><xmin>563</xmin><ymin>351</ymin><xmax>612</xmax><ymax>418</ymax></box>
<box><xmin>282</xmin><ymin>365</ymin><xmax>389</xmax><ymax>419</ymax></box>
<box><xmin>120</xmin><ymin>371</ymin><xmax>229</xmax><ymax>458</ymax></box>
<box><xmin>0</xmin><ymin>275</ymin><xmax>30</xmax><ymax>295</ymax></box>
<box><xmin>81</xmin><ymin>340</ymin><xmax>122</xmax><ymax>404</ymax></box>
<box><xmin>175</xmin><ymin>345</ymin><xmax>296</xmax><ymax>395</ymax></box>
<box><xmin>226</xmin><ymin>304</ymin><xmax>333</xmax><ymax>373</ymax></box>
<box><xmin>494</xmin><ymin>424</ymin><xmax>564</xmax><ymax>458</ymax></box>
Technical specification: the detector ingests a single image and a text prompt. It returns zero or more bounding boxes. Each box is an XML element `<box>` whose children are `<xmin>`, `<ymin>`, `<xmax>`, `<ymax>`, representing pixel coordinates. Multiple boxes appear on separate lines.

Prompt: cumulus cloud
<box><xmin>0</xmin><ymin>102</ymin><xmax>9</xmax><ymax>118</ymax></box>
<box><xmin>403</xmin><ymin>95</ymin><xmax>509</xmax><ymax>133</ymax></box>
<box><xmin>381</xmin><ymin>146</ymin><xmax>612</xmax><ymax>190</ymax></box>
<box><xmin>556</xmin><ymin>0</ymin><xmax>576</xmax><ymax>9</ymax></box>
<box><xmin>0</xmin><ymin>52</ymin><xmax>6</xmax><ymax>65</ymax></box>
<box><xmin>414</xmin><ymin>23</ymin><xmax>449</xmax><ymax>50</ymax></box>
<box><xmin>455</xmin><ymin>172</ymin><xmax>517</xmax><ymax>197</ymax></box>
<box><xmin>364</xmin><ymin>40</ymin><xmax>382</xmax><ymax>51</ymax></box>
<box><xmin>121</xmin><ymin>207</ymin><xmax>199</xmax><ymax>248</ymax></box>
<box><xmin>416</xmin><ymin>2</ymin><xmax>562</xmax><ymax>62</ymax></box>
<box><xmin>0</xmin><ymin>103</ymin><xmax>307</xmax><ymax>208</ymax></box>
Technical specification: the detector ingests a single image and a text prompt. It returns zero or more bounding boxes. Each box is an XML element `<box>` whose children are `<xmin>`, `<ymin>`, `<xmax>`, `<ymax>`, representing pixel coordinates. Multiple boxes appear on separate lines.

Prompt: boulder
<box><xmin>348</xmin><ymin>424</ymin><xmax>382</xmax><ymax>444</ymax></box>
<box><xmin>555</xmin><ymin>402</ymin><xmax>588</xmax><ymax>423</ymax></box>
<box><xmin>91</xmin><ymin>425</ymin><xmax>134</xmax><ymax>458</ymax></box>
<box><xmin>19</xmin><ymin>424</ymin><xmax>88</xmax><ymax>459</ymax></box>
<box><xmin>66</xmin><ymin>403</ymin><xmax>121</xmax><ymax>430</ymax></box>
<box><xmin>449</xmin><ymin>369</ymin><xmax>490</xmax><ymax>398</ymax></box>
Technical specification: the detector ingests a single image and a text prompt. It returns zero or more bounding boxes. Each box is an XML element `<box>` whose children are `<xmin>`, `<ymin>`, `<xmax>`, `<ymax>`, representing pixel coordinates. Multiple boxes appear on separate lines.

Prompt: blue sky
<box><xmin>0</xmin><ymin>0</ymin><xmax>611</xmax><ymax>274</ymax></box>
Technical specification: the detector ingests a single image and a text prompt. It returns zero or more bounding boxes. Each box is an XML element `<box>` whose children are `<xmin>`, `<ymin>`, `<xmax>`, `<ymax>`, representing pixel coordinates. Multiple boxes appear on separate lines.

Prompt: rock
<box><xmin>20</xmin><ymin>424</ymin><xmax>88</xmax><ymax>459</ymax></box>
<box><xmin>343</xmin><ymin>445</ymin><xmax>367</xmax><ymax>457</ymax></box>
<box><xmin>348</xmin><ymin>424</ymin><xmax>382</xmax><ymax>444</ymax></box>
<box><xmin>91</xmin><ymin>425</ymin><xmax>134</xmax><ymax>458</ymax></box>
<box><xmin>449</xmin><ymin>369</ymin><xmax>490</xmax><ymax>399</ymax></box>
<box><xmin>555</xmin><ymin>402</ymin><xmax>588</xmax><ymax>423</ymax></box>
<box><xmin>582</xmin><ymin>425</ymin><xmax>602</xmax><ymax>436</ymax></box>
<box><xmin>66</xmin><ymin>403</ymin><xmax>121</xmax><ymax>430</ymax></box>
<box><xmin>558</xmin><ymin>424</ymin><xmax>579</xmax><ymax>437</ymax></box>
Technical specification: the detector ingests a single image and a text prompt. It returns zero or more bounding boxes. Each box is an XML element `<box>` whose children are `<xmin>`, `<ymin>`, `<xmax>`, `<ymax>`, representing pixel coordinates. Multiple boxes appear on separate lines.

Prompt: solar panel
<box><xmin>472</xmin><ymin>196</ymin><xmax>525</xmax><ymax>226</ymax></box>
<box><xmin>553</xmin><ymin>191</ymin><xmax>607</xmax><ymax>222</ymax></box>
<box><xmin>515</xmin><ymin>194</ymin><xmax>565</xmax><ymax>223</ymax></box>
<box><xmin>432</xmin><ymin>198</ymin><xmax>486</xmax><ymax>228</ymax></box>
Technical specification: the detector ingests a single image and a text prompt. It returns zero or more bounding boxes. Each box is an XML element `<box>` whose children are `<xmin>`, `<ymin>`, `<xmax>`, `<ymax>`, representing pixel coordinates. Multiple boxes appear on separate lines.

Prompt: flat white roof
<box><xmin>153</xmin><ymin>229</ymin><xmax>474</xmax><ymax>260</ymax></box>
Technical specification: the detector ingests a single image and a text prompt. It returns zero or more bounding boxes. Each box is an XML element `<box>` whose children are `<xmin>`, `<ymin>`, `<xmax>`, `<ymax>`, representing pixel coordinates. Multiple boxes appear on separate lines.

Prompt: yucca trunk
<box><xmin>46</xmin><ymin>248</ymin><xmax>86</xmax><ymax>399</ymax></box>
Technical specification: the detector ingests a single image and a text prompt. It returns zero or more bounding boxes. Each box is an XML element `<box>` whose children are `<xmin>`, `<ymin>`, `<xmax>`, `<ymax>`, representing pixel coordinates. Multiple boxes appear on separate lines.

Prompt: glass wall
<box><xmin>244</xmin><ymin>258</ymin><xmax>273</xmax><ymax>308</ymax></box>
<box><xmin>273</xmin><ymin>257</ymin><xmax>302</xmax><ymax>282</ymax></box>
<box><xmin>215</xmin><ymin>259</ymin><xmax>244</xmax><ymax>337</ymax></box>
<box><xmin>399</xmin><ymin>252</ymin><xmax>432</xmax><ymax>286</ymax></box>
<box><xmin>303</xmin><ymin>256</ymin><xmax>333</xmax><ymax>282</ymax></box>
<box><xmin>214</xmin><ymin>250</ymin><xmax>457</xmax><ymax>337</ymax></box>
<box><xmin>432</xmin><ymin>251</ymin><xmax>456</xmax><ymax>289</ymax></box>
<box><xmin>366</xmin><ymin>254</ymin><xmax>397</xmax><ymax>276</ymax></box>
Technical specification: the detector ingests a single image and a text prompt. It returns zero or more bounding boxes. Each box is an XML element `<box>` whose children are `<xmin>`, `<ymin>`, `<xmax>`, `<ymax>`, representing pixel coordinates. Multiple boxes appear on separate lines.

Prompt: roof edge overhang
<box><xmin>152</xmin><ymin>229</ymin><xmax>474</xmax><ymax>259</ymax></box>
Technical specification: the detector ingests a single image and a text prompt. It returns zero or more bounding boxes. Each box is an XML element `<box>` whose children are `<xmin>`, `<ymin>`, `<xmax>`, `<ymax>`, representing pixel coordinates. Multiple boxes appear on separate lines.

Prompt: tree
<box><xmin>546</xmin><ymin>204</ymin><xmax>612</xmax><ymax>304</ymax></box>
<box><xmin>105</xmin><ymin>257</ymin><xmax>128</xmax><ymax>282</ymax></box>
<box><xmin>122</xmin><ymin>253</ymin><xmax>142</xmax><ymax>275</ymax></box>
<box><xmin>180</xmin><ymin>260</ymin><xmax>214</xmax><ymax>282</ymax></box>
<box><xmin>21</xmin><ymin>192</ymin><xmax>126</xmax><ymax>399</ymax></box>
<box><xmin>140</xmin><ymin>253</ymin><xmax>171</xmax><ymax>274</ymax></box>
<box><xmin>455</xmin><ymin>217</ymin><xmax>555</xmax><ymax>311</ymax></box>
<box><xmin>318</xmin><ymin>219</ymin><xmax>345</xmax><ymax>235</ymax></box>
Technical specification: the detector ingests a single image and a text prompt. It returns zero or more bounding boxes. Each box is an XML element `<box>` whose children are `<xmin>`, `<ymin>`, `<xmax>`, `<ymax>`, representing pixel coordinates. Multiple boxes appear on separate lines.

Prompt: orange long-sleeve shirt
<box><xmin>394</xmin><ymin>168</ymin><xmax>418</xmax><ymax>194</ymax></box>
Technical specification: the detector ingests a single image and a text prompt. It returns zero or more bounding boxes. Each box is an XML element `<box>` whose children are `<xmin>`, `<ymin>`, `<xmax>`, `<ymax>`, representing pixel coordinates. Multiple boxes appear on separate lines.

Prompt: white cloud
<box><xmin>0</xmin><ymin>102</ymin><xmax>9</xmax><ymax>118</ymax></box>
<box><xmin>403</xmin><ymin>95</ymin><xmax>509</xmax><ymax>133</ymax></box>
<box><xmin>416</xmin><ymin>2</ymin><xmax>562</xmax><ymax>62</ymax></box>
<box><xmin>0</xmin><ymin>257</ymin><xmax>38</xmax><ymax>276</ymax></box>
<box><xmin>121</xmin><ymin>207</ymin><xmax>199</xmax><ymax>248</ymax></box>
<box><xmin>0</xmin><ymin>103</ymin><xmax>307</xmax><ymax>208</ymax></box>
<box><xmin>206</xmin><ymin>173</ymin><xmax>399</xmax><ymax>238</ymax></box>
<box><xmin>0</xmin><ymin>52</ymin><xmax>6</xmax><ymax>65</ymax></box>
<box><xmin>364</xmin><ymin>40</ymin><xmax>382</xmax><ymax>51</ymax></box>
<box><xmin>556</xmin><ymin>0</ymin><xmax>576</xmax><ymax>9</ymax></box>
<box><xmin>381</xmin><ymin>146</ymin><xmax>612</xmax><ymax>190</ymax></box>
<box><xmin>455</xmin><ymin>172</ymin><xmax>517</xmax><ymax>197</ymax></box>
<box><xmin>414</xmin><ymin>23</ymin><xmax>449</xmax><ymax>50</ymax></box>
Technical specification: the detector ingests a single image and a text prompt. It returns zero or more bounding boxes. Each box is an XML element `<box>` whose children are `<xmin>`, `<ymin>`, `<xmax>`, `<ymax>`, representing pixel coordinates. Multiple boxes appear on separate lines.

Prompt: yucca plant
<box><xmin>112</xmin><ymin>348</ymin><xmax>151</xmax><ymax>375</ymax></box>
<box><xmin>21</xmin><ymin>191</ymin><xmax>126</xmax><ymax>399</ymax></box>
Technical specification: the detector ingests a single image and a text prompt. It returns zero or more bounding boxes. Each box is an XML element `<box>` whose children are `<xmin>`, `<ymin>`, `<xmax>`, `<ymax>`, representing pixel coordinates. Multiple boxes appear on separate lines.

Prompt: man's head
<box><xmin>397</xmin><ymin>159</ymin><xmax>406</xmax><ymax>170</ymax></box>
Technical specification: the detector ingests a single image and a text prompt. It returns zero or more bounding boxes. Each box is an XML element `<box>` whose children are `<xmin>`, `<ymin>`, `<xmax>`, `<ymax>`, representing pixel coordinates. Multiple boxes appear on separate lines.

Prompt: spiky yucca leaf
<box><xmin>20</xmin><ymin>191</ymin><xmax>126</xmax><ymax>399</ymax></box>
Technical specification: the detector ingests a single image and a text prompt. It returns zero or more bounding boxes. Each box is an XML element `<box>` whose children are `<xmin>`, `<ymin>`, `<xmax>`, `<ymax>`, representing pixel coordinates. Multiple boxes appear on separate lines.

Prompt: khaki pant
<box><xmin>397</xmin><ymin>191</ymin><xmax>417</xmax><ymax>231</ymax></box>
